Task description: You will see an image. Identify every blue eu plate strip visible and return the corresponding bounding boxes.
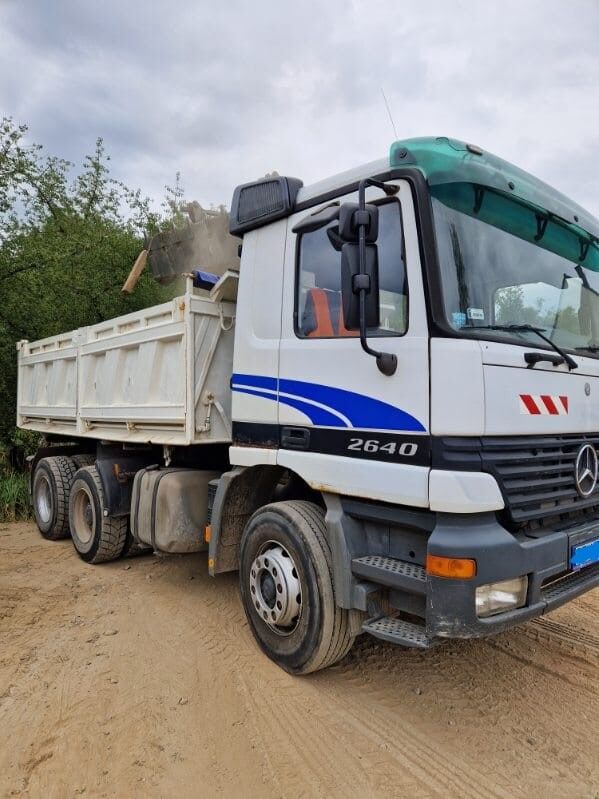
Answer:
[571,538,599,570]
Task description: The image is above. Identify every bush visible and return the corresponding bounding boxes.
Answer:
[0,469,31,522]
[0,118,173,449]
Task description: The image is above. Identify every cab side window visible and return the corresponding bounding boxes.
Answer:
[296,200,407,338]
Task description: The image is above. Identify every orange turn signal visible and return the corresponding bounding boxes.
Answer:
[204,525,212,543]
[426,554,477,579]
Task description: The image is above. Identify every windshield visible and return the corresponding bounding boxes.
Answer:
[431,184,599,357]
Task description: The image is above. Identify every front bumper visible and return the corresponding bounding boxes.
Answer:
[328,496,599,643]
[427,512,599,638]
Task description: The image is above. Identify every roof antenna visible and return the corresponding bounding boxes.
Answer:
[380,87,398,139]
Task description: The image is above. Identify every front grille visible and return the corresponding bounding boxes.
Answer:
[434,435,599,527]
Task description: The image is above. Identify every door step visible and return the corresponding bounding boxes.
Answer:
[352,555,426,594]
[362,616,435,649]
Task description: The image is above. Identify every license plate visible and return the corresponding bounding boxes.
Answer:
[571,537,599,570]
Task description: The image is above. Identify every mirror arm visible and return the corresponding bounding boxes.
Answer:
[291,204,340,234]
[356,179,398,376]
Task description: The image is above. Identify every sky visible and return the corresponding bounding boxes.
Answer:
[1,0,598,216]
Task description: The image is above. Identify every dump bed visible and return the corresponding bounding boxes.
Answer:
[16,283,236,446]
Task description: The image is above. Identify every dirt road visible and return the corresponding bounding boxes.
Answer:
[1,522,598,798]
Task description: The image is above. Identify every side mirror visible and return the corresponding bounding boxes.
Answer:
[341,243,380,329]
[340,177,398,376]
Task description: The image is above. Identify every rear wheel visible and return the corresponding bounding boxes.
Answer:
[239,500,355,674]
[69,466,127,563]
[32,456,77,540]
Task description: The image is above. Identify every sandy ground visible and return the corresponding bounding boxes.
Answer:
[1,522,598,799]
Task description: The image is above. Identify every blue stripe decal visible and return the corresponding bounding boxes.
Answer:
[231,373,425,432]
[232,386,347,427]
[233,375,278,391]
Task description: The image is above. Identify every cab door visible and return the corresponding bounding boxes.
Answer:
[276,180,430,507]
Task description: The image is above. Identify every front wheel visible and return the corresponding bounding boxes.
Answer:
[239,500,355,674]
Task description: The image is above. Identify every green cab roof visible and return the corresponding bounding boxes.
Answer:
[390,136,599,270]
[390,136,599,241]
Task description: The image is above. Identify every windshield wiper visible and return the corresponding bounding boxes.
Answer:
[575,344,599,353]
[462,323,579,370]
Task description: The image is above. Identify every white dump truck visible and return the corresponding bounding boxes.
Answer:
[17,136,599,674]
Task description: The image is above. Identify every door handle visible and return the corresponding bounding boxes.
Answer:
[524,352,565,368]
[281,427,310,450]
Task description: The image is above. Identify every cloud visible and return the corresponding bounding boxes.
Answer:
[0,0,598,215]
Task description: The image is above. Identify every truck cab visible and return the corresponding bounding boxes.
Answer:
[221,136,599,665]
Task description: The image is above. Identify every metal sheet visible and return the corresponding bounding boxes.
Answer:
[17,291,235,446]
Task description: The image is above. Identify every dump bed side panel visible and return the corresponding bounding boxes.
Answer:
[17,330,82,435]
[17,294,235,446]
[79,301,187,442]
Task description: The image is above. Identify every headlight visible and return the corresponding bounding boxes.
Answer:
[475,576,528,618]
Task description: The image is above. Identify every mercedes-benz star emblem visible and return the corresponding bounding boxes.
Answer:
[574,444,599,498]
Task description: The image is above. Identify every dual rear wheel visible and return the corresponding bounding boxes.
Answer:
[32,460,355,672]
[32,456,127,563]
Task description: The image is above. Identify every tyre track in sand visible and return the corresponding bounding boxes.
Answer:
[528,616,599,657]
[1,523,599,799]
[135,559,517,799]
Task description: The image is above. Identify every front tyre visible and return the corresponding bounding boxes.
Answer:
[239,500,355,674]
[69,466,127,564]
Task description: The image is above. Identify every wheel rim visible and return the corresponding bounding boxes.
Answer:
[35,474,53,524]
[72,484,96,546]
[249,541,302,636]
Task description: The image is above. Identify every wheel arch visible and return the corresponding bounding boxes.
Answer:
[208,465,321,574]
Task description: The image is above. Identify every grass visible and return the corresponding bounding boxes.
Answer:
[0,470,32,522]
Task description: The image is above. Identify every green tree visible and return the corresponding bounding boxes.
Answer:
[0,118,171,449]
[494,285,525,324]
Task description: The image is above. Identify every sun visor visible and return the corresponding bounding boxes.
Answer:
[390,136,599,241]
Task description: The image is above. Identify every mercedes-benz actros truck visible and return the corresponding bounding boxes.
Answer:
[17,136,599,674]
